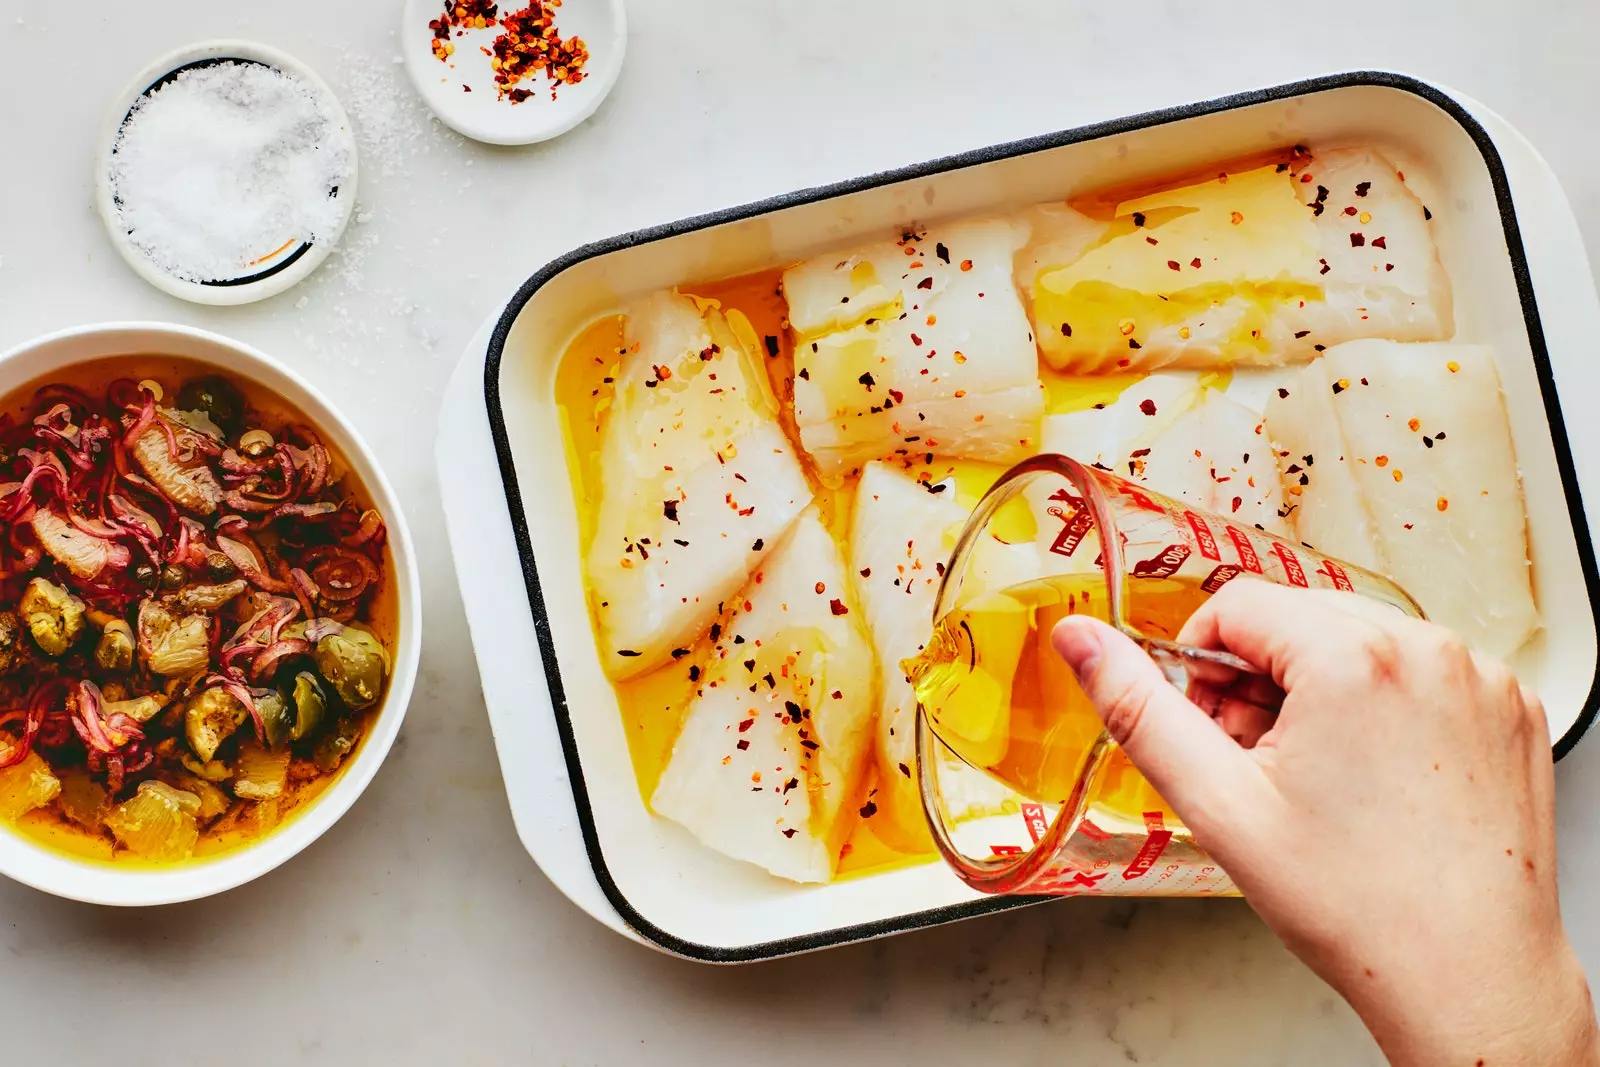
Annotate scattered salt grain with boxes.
[108,61,355,283]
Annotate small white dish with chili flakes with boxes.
[401,0,627,146]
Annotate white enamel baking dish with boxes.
[438,72,1600,962]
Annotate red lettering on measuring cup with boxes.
[1021,803,1050,845]
[989,844,1025,856]
[1201,565,1242,593]
[1122,812,1175,880]
[1046,491,1094,558]
[1226,526,1263,573]
[1184,511,1221,560]
[1131,544,1190,579]
[1319,558,1354,592]
[1272,542,1309,587]
[1120,486,1164,514]
[1078,818,1111,841]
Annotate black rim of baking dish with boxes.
[111,57,324,288]
[481,70,1600,963]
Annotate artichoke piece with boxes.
[0,611,24,674]
[164,772,230,820]
[56,769,108,831]
[257,689,294,749]
[314,628,391,710]
[167,579,248,613]
[138,600,212,676]
[175,376,245,436]
[185,687,249,762]
[288,672,327,742]
[95,619,136,671]
[234,741,290,800]
[20,577,85,657]
[105,691,168,724]
[180,754,232,783]
[0,750,62,821]
[105,781,200,861]
[313,716,362,773]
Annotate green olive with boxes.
[314,629,391,710]
[255,689,293,749]
[184,688,249,763]
[95,619,135,671]
[205,552,238,582]
[288,671,327,741]
[20,578,85,657]
[175,375,246,435]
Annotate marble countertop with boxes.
[2,1,1599,1063]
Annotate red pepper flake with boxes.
[797,367,810,380]
[1349,233,1365,247]
[935,242,950,264]
[429,0,499,60]
[616,649,641,657]
[887,389,904,404]
[814,581,826,594]
[1385,263,1395,271]
[662,500,679,522]
[764,335,780,357]
[858,372,875,389]
[1294,330,1310,339]
[1189,257,1202,269]
[909,332,923,346]
[1139,398,1157,416]
[898,763,911,778]
[1319,258,1331,275]
[1059,322,1072,337]
[1424,206,1433,221]
[859,567,871,578]
[959,259,973,272]
[1127,339,1142,350]
[735,739,750,751]
[1343,205,1358,216]
[1144,236,1159,245]
[1355,181,1372,197]
[688,665,701,682]
[916,276,933,290]
[1131,211,1146,227]
[1300,172,1314,183]
[1167,260,1181,271]
[487,0,590,103]
[829,598,849,616]
[1231,496,1242,513]
[1372,236,1387,249]
[1277,387,1290,399]
[751,538,764,551]
[859,800,878,818]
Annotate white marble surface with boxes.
[1,1,1598,1063]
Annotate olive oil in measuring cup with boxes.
[909,453,1423,897]
[905,571,1202,825]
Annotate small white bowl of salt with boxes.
[96,41,359,306]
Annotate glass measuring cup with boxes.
[908,454,1423,897]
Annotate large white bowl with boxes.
[0,323,420,905]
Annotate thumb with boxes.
[1051,615,1266,837]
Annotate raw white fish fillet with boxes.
[1263,359,1384,572]
[1031,376,1288,566]
[588,291,813,679]
[651,510,876,883]
[849,463,1038,851]
[1013,202,1109,303]
[782,218,1045,482]
[1031,149,1452,373]
[1309,340,1538,657]
[849,462,966,851]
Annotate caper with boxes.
[160,563,188,591]
[134,562,158,587]
[175,375,246,435]
[205,552,238,582]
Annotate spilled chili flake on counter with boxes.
[0,361,395,864]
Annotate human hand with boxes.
[1051,579,1598,1067]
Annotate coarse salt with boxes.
[108,61,355,283]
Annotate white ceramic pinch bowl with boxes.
[94,41,358,306]
[0,323,420,905]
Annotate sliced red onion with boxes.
[342,509,386,547]
[217,535,294,593]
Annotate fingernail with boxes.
[1052,618,1103,681]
